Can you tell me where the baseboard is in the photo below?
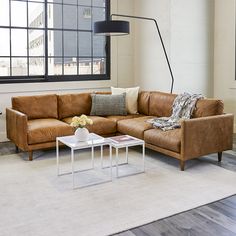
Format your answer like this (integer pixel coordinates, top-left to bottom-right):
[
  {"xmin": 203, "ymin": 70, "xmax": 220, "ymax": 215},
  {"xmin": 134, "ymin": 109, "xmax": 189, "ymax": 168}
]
[{"xmin": 0, "ymin": 131, "xmax": 8, "ymax": 142}]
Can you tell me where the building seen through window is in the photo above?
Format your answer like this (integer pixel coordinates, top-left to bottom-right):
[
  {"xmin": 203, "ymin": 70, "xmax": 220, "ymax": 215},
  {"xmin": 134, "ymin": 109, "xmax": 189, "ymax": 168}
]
[{"xmin": 0, "ymin": 0, "xmax": 109, "ymax": 82}]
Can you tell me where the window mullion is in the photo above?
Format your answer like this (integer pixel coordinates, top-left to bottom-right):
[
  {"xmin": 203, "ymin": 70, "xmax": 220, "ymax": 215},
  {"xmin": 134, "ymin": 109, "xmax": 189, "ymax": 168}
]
[
  {"xmin": 91, "ymin": 1, "xmax": 93, "ymax": 75},
  {"xmin": 45, "ymin": 0, "xmax": 48, "ymax": 80},
  {"xmin": 77, "ymin": 1, "xmax": 79, "ymax": 75},
  {"xmin": 27, "ymin": 0, "xmax": 29, "ymax": 76},
  {"xmin": 62, "ymin": 0, "xmax": 64, "ymax": 76},
  {"xmin": 106, "ymin": 0, "xmax": 110, "ymax": 78},
  {"xmin": 9, "ymin": 0, "xmax": 12, "ymax": 76}
]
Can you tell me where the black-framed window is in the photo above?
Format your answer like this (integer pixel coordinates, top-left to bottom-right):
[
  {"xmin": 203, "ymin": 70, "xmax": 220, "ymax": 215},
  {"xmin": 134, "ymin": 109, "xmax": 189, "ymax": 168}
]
[{"xmin": 0, "ymin": 0, "xmax": 110, "ymax": 83}]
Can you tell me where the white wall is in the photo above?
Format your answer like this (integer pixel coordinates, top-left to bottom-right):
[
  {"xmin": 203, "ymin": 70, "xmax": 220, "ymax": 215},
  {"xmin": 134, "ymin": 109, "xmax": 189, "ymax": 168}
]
[
  {"xmin": 111, "ymin": 0, "xmax": 135, "ymax": 88},
  {"xmin": 214, "ymin": 0, "xmax": 236, "ymax": 132},
  {"xmin": 0, "ymin": 0, "xmax": 135, "ymax": 142},
  {"xmin": 134, "ymin": 0, "xmax": 172, "ymax": 92},
  {"xmin": 134, "ymin": 0, "xmax": 214, "ymax": 96}
]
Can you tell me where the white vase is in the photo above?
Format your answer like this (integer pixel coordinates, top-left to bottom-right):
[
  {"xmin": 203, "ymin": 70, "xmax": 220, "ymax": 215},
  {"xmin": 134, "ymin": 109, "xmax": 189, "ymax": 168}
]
[{"xmin": 74, "ymin": 127, "xmax": 89, "ymax": 142}]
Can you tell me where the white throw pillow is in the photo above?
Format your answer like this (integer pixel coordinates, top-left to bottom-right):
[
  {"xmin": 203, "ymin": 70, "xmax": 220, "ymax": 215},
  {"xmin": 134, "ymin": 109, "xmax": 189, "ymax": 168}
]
[{"xmin": 111, "ymin": 86, "xmax": 140, "ymax": 114}]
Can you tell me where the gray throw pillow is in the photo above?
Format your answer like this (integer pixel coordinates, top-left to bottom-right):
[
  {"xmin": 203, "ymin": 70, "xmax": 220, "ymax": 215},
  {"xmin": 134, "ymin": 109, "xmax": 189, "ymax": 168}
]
[{"xmin": 90, "ymin": 93, "xmax": 127, "ymax": 116}]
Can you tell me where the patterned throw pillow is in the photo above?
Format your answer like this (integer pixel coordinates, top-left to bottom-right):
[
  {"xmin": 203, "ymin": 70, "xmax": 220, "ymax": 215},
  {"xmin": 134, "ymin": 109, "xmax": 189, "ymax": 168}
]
[{"xmin": 90, "ymin": 93, "xmax": 127, "ymax": 116}]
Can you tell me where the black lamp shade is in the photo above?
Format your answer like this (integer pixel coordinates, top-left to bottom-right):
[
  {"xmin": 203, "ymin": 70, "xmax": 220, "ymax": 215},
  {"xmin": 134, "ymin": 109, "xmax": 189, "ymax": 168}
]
[{"xmin": 94, "ymin": 20, "xmax": 130, "ymax": 36}]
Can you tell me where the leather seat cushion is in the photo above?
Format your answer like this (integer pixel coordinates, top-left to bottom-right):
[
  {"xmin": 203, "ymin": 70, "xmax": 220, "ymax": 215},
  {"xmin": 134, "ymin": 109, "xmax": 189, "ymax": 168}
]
[
  {"xmin": 144, "ymin": 128, "xmax": 181, "ymax": 153},
  {"xmin": 117, "ymin": 116, "xmax": 154, "ymax": 139},
  {"xmin": 28, "ymin": 119, "xmax": 73, "ymax": 145},
  {"xmin": 106, "ymin": 114, "xmax": 144, "ymax": 123},
  {"xmin": 62, "ymin": 116, "xmax": 116, "ymax": 135}
]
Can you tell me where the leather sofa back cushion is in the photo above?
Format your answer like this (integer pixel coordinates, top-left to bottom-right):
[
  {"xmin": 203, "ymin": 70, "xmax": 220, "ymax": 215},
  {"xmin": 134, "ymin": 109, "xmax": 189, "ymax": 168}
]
[
  {"xmin": 58, "ymin": 93, "xmax": 92, "ymax": 119},
  {"xmin": 192, "ymin": 99, "xmax": 223, "ymax": 118},
  {"xmin": 149, "ymin": 91, "xmax": 177, "ymax": 117},
  {"xmin": 149, "ymin": 91, "xmax": 223, "ymax": 118},
  {"xmin": 12, "ymin": 94, "xmax": 58, "ymax": 120},
  {"xmin": 138, "ymin": 91, "xmax": 150, "ymax": 115}
]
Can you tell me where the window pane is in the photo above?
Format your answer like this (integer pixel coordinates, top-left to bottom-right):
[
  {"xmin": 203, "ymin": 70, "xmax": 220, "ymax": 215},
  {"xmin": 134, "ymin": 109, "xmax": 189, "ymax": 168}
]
[
  {"xmin": 93, "ymin": 58, "xmax": 106, "ymax": 74},
  {"xmin": 29, "ymin": 2, "xmax": 44, "ymax": 28},
  {"xmin": 48, "ymin": 30, "xmax": 62, "ymax": 57},
  {"xmin": 93, "ymin": 0, "xmax": 105, "ymax": 7},
  {"xmin": 29, "ymin": 57, "xmax": 44, "ymax": 75},
  {"xmin": 48, "ymin": 0, "xmax": 62, "ymax": 3},
  {"xmin": 63, "ymin": 5, "xmax": 77, "ymax": 29},
  {"xmin": 79, "ymin": 58, "xmax": 92, "ymax": 75},
  {"xmin": 78, "ymin": 0, "xmax": 92, "ymax": 6},
  {"xmin": 11, "ymin": 1, "xmax": 27, "ymax": 27},
  {"xmin": 78, "ymin": 7, "xmax": 92, "ymax": 30},
  {"xmin": 0, "ymin": 0, "xmax": 9, "ymax": 26},
  {"xmin": 79, "ymin": 32, "xmax": 91, "ymax": 57},
  {"xmin": 64, "ymin": 58, "xmax": 77, "ymax": 75},
  {"xmin": 12, "ymin": 58, "xmax": 28, "ymax": 76},
  {"xmin": 93, "ymin": 35, "xmax": 106, "ymax": 57},
  {"xmin": 29, "ymin": 30, "xmax": 45, "ymax": 56},
  {"xmin": 11, "ymin": 29, "xmax": 27, "ymax": 56},
  {"xmin": 48, "ymin": 4, "xmax": 62, "ymax": 29},
  {"xmin": 0, "ymin": 29, "xmax": 10, "ymax": 56},
  {"xmin": 29, "ymin": 0, "xmax": 44, "ymax": 2},
  {"xmin": 0, "ymin": 58, "xmax": 10, "ymax": 76},
  {"xmin": 64, "ymin": 31, "xmax": 77, "ymax": 57},
  {"xmin": 93, "ymin": 7, "xmax": 106, "ymax": 23},
  {"xmin": 48, "ymin": 57, "xmax": 63, "ymax": 75},
  {"xmin": 63, "ymin": 0, "xmax": 77, "ymax": 4}
]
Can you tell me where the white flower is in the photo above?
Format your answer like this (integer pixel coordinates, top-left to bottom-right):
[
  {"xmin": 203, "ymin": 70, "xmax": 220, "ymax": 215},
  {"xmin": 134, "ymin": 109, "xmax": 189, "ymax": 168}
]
[
  {"xmin": 87, "ymin": 119, "xmax": 93, "ymax": 125},
  {"xmin": 79, "ymin": 119, "xmax": 86, "ymax": 126},
  {"xmin": 72, "ymin": 116, "xmax": 78, "ymax": 122},
  {"xmin": 70, "ymin": 114, "xmax": 93, "ymax": 128},
  {"xmin": 80, "ymin": 114, "xmax": 87, "ymax": 119}
]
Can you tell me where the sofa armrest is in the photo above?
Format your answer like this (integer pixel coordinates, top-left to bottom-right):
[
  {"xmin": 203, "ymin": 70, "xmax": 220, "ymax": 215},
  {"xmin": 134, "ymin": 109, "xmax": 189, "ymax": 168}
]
[
  {"xmin": 181, "ymin": 114, "xmax": 234, "ymax": 160},
  {"xmin": 6, "ymin": 108, "xmax": 28, "ymax": 151}
]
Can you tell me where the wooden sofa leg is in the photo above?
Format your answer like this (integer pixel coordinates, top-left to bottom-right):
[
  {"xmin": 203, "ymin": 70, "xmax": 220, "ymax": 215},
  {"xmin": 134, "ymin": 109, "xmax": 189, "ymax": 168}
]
[
  {"xmin": 218, "ymin": 152, "xmax": 222, "ymax": 162},
  {"xmin": 29, "ymin": 151, "xmax": 33, "ymax": 161},
  {"xmin": 15, "ymin": 145, "xmax": 19, "ymax": 153},
  {"xmin": 180, "ymin": 160, "xmax": 185, "ymax": 171}
]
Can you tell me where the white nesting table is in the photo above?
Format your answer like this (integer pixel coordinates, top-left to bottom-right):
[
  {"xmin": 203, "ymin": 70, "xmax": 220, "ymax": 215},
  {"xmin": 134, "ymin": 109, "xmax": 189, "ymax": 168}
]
[
  {"xmin": 56, "ymin": 133, "xmax": 112, "ymax": 189},
  {"xmin": 107, "ymin": 135, "xmax": 145, "ymax": 178}
]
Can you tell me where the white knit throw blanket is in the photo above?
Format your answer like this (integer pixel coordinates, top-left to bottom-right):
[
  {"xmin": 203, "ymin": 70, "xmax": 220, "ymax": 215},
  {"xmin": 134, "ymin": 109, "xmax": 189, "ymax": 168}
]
[{"xmin": 147, "ymin": 92, "xmax": 204, "ymax": 131}]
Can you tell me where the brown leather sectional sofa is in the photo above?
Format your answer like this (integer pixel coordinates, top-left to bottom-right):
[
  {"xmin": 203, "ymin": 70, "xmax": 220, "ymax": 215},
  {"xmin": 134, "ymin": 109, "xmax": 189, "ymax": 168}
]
[{"xmin": 6, "ymin": 91, "xmax": 234, "ymax": 170}]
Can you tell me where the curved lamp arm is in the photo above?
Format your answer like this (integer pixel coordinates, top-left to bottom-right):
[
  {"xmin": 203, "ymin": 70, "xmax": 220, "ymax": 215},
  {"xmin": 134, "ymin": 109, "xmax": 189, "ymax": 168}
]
[{"xmin": 111, "ymin": 14, "xmax": 174, "ymax": 94}]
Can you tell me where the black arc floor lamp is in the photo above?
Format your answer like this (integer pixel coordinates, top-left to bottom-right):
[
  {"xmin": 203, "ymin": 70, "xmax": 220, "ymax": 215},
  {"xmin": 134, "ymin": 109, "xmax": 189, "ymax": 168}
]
[{"xmin": 94, "ymin": 13, "xmax": 175, "ymax": 94}]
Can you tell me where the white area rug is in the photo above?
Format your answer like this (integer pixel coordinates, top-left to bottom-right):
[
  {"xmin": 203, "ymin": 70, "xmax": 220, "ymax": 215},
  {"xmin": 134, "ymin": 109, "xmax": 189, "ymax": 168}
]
[{"xmin": 0, "ymin": 148, "xmax": 236, "ymax": 236}]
